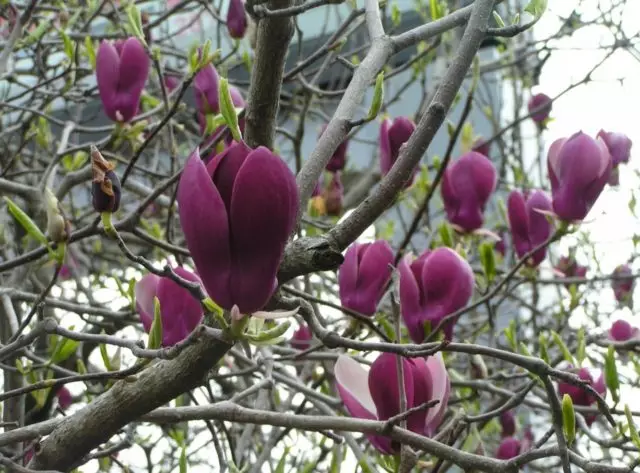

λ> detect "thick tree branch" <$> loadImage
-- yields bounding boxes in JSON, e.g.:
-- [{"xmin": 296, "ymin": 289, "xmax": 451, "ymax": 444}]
[
  {"xmin": 244, "ymin": 0, "xmax": 295, "ymax": 149},
  {"xmin": 28, "ymin": 332, "xmax": 234, "ymax": 471}
]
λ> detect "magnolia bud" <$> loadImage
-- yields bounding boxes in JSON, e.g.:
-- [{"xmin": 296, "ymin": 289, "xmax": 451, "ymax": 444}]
[
  {"xmin": 44, "ymin": 188, "xmax": 69, "ymax": 243},
  {"xmin": 91, "ymin": 145, "xmax": 122, "ymax": 213}
]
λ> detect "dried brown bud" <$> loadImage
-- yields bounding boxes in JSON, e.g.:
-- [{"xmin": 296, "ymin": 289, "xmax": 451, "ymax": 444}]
[{"xmin": 91, "ymin": 145, "xmax": 121, "ymax": 213}]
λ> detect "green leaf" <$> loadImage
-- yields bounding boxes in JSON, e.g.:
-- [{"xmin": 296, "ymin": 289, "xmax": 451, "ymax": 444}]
[
  {"xmin": 538, "ymin": 333, "xmax": 549, "ymax": 363},
  {"xmin": 50, "ymin": 338, "xmax": 79, "ymax": 365},
  {"xmin": 524, "ymin": 0, "xmax": 548, "ymax": 18},
  {"xmin": 479, "ymin": 241, "xmax": 496, "ymax": 283},
  {"xmin": 504, "ymin": 320, "xmax": 517, "ymax": 351},
  {"xmin": 244, "ymin": 320, "xmax": 292, "ymax": 345},
  {"xmin": 391, "ymin": 3, "xmax": 401, "ymax": 27},
  {"xmin": 551, "ymin": 331, "xmax": 575, "ymax": 365},
  {"xmin": 492, "ymin": 10, "xmax": 505, "ymax": 28},
  {"xmin": 179, "ymin": 446, "xmax": 187, "ymax": 473},
  {"xmin": 365, "ymin": 71, "xmax": 385, "ymax": 122},
  {"xmin": 148, "ymin": 296, "xmax": 163, "ymax": 349},
  {"xmin": 60, "ymin": 29, "xmax": 74, "ymax": 61},
  {"xmin": 561, "ymin": 394, "xmax": 576, "ymax": 445},
  {"xmin": 99, "ymin": 341, "xmax": 112, "ymax": 371},
  {"xmin": 460, "ymin": 122, "xmax": 474, "ymax": 151},
  {"xmin": 218, "ymin": 77, "xmax": 242, "ymax": 142},
  {"xmin": 625, "ymin": 405, "xmax": 640, "ymax": 450},
  {"xmin": 604, "ymin": 345, "xmax": 620, "ymax": 403},
  {"xmin": 519, "ymin": 342, "xmax": 532, "ymax": 357},
  {"xmin": 126, "ymin": 4, "xmax": 146, "ymax": 45},
  {"xmin": 438, "ymin": 221, "xmax": 454, "ymax": 248},
  {"xmin": 429, "ymin": 0, "xmax": 442, "ymax": 20},
  {"xmin": 3, "ymin": 197, "xmax": 49, "ymax": 247},
  {"xmin": 274, "ymin": 446, "xmax": 290, "ymax": 473}
]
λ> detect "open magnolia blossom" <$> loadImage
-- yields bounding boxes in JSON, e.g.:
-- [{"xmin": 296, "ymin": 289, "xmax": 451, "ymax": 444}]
[
  {"xmin": 609, "ymin": 319, "xmax": 640, "ymax": 342},
  {"xmin": 334, "ymin": 352, "xmax": 450, "ymax": 454}
]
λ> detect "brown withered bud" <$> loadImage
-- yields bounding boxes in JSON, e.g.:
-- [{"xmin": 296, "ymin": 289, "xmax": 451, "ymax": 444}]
[
  {"xmin": 323, "ymin": 172, "xmax": 344, "ymax": 217},
  {"xmin": 91, "ymin": 145, "xmax": 121, "ymax": 213},
  {"xmin": 141, "ymin": 12, "xmax": 152, "ymax": 44},
  {"xmin": 470, "ymin": 354, "xmax": 488, "ymax": 379}
]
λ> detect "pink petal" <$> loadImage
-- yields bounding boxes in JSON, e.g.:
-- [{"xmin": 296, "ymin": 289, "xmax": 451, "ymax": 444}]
[
  {"xmin": 135, "ymin": 273, "xmax": 160, "ymax": 332},
  {"xmin": 368, "ymin": 353, "xmax": 414, "ymax": 422},
  {"xmin": 334, "ymin": 355, "xmax": 377, "ymax": 418},
  {"xmin": 424, "ymin": 352, "xmax": 450, "ymax": 431}
]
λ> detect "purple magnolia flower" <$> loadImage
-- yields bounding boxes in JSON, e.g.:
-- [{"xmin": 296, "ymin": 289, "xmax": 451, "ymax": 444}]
[
  {"xmin": 227, "ymin": 0, "xmax": 247, "ymax": 39},
  {"xmin": 334, "ymin": 352, "xmax": 450, "ymax": 454},
  {"xmin": 609, "ymin": 319, "xmax": 640, "ymax": 342},
  {"xmin": 554, "ymin": 255, "xmax": 588, "ymax": 289},
  {"xmin": 194, "ymin": 61, "xmax": 220, "ymax": 116},
  {"xmin": 441, "ymin": 151, "xmax": 497, "ymax": 233},
  {"xmin": 135, "ymin": 267, "xmax": 204, "ymax": 347},
  {"xmin": 547, "ymin": 132, "xmax": 612, "ymax": 222},
  {"xmin": 319, "ymin": 124, "xmax": 349, "ymax": 172},
  {"xmin": 472, "ymin": 138, "xmax": 491, "ymax": 157},
  {"xmin": 500, "ymin": 411, "xmax": 516, "ymax": 437},
  {"xmin": 164, "ymin": 74, "xmax": 180, "ymax": 92},
  {"xmin": 399, "ymin": 248, "xmax": 475, "ymax": 342},
  {"xmin": 597, "ymin": 130, "xmax": 632, "ymax": 167},
  {"xmin": 338, "ymin": 240, "xmax": 394, "ymax": 316},
  {"xmin": 612, "ymin": 264, "xmax": 634, "ymax": 304},
  {"xmin": 379, "ymin": 117, "xmax": 417, "ymax": 185},
  {"xmin": 558, "ymin": 366, "xmax": 606, "ymax": 425},
  {"xmin": 96, "ymin": 38, "xmax": 150, "ymax": 123},
  {"xmin": 56, "ymin": 387, "xmax": 72, "ymax": 411},
  {"xmin": 507, "ymin": 189, "xmax": 552, "ymax": 267},
  {"xmin": 291, "ymin": 324, "xmax": 313, "ymax": 350},
  {"xmin": 323, "ymin": 172, "xmax": 344, "ymax": 216},
  {"xmin": 597, "ymin": 130, "xmax": 632, "ymax": 186},
  {"xmin": 527, "ymin": 93, "xmax": 552, "ymax": 124},
  {"xmin": 496, "ymin": 437, "xmax": 521, "ymax": 460},
  {"xmin": 494, "ymin": 229, "xmax": 507, "ymax": 257},
  {"xmin": 177, "ymin": 143, "xmax": 298, "ymax": 314}
]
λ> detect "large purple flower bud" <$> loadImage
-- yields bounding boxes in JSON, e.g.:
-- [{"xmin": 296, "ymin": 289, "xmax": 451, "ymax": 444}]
[
  {"xmin": 291, "ymin": 324, "xmax": 313, "ymax": 350},
  {"xmin": 319, "ymin": 124, "xmax": 349, "ymax": 172},
  {"xmin": 334, "ymin": 352, "xmax": 450, "ymax": 454},
  {"xmin": 609, "ymin": 319, "xmax": 640, "ymax": 342},
  {"xmin": 496, "ymin": 437, "xmax": 521, "ymax": 460},
  {"xmin": 399, "ymin": 248, "xmax": 474, "ymax": 342},
  {"xmin": 135, "ymin": 267, "xmax": 204, "ymax": 347},
  {"xmin": 227, "ymin": 0, "xmax": 247, "ymax": 39},
  {"xmin": 323, "ymin": 172, "xmax": 344, "ymax": 216},
  {"xmin": 597, "ymin": 130, "xmax": 632, "ymax": 167},
  {"xmin": 612, "ymin": 264, "xmax": 634, "ymax": 304},
  {"xmin": 177, "ymin": 143, "xmax": 299, "ymax": 314},
  {"xmin": 547, "ymin": 132, "xmax": 612, "ymax": 222},
  {"xmin": 500, "ymin": 411, "xmax": 516, "ymax": 437},
  {"xmin": 194, "ymin": 61, "xmax": 220, "ymax": 116},
  {"xmin": 507, "ymin": 189, "xmax": 552, "ymax": 267},
  {"xmin": 379, "ymin": 117, "xmax": 417, "ymax": 185},
  {"xmin": 441, "ymin": 151, "xmax": 497, "ymax": 232},
  {"xmin": 557, "ymin": 366, "xmax": 606, "ymax": 425},
  {"xmin": 338, "ymin": 240, "xmax": 394, "ymax": 316},
  {"xmin": 96, "ymin": 38, "xmax": 150, "ymax": 123},
  {"xmin": 527, "ymin": 93, "xmax": 552, "ymax": 123}
]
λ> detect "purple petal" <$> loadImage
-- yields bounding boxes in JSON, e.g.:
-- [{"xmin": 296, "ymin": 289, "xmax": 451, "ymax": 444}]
[
  {"xmin": 368, "ymin": 353, "xmax": 415, "ymax": 422},
  {"xmin": 597, "ymin": 130, "xmax": 632, "ymax": 166},
  {"xmin": 178, "ymin": 149, "xmax": 233, "ymax": 309},
  {"xmin": 115, "ymin": 37, "xmax": 150, "ymax": 122},
  {"xmin": 227, "ymin": 0, "xmax": 247, "ymax": 39},
  {"xmin": 155, "ymin": 267, "xmax": 204, "ymax": 346},
  {"xmin": 610, "ymin": 319, "xmax": 633, "ymax": 341},
  {"xmin": 496, "ymin": 437, "xmax": 522, "ymax": 460},
  {"xmin": 135, "ymin": 273, "xmax": 160, "ymax": 332},
  {"xmin": 339, "ymin": 243, "xmax": 362, "ymax": 310},
  {"xmin": 208, "ymin": 141, "xmax": 252, "ymax": 210},
  {"xmin": 399, "ymin": 254, "xmax": 424, "ymax": 343},
  {"xmin": 229, "ymin": 147, "xmax": 299, "ymax": 313},
  {"xmin": 96, "ymin": 41, "xmax": 121, "ymax": 121},
  {"xmin": 379, "ymin": 119, "xmax": 392, "ymax": 175},
  {"xmin": 194, "ymin": 63, "xmax": 220, "ymax": 114}
]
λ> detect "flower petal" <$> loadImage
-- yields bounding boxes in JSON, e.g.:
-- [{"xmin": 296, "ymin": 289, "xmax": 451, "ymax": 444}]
[
  {"xmin": 96, "ymin": 41, "xmax": 120, "ymax": 121},
  {"xmin": 369, "ymin": 353, "xmax": 414, "ymax": 422},
  {"xmin": 399, "ymin": 254, "xmax": 424, "ymax": 343},
  {"xmin": 338, "ymin": 243, "xmax": 361, "ymax": 310},
  {"xmin": 229, "ymin": 147, "xmax": 299, "ymax": 313},
  {"xmin": 379, "ymin": 119, "xmax": 392, "ymax": 175},
  {"xmin": 423, "ymin": 352, "xmax": 450, "ymax": 432},
  {"xmin": 135, "ymin": 273, "xmax": 160, "ymax": 332},
  {"xmin": 334, "ymin": 355, "xmax": 377, "ymax": 418},
  {"xmin": 178, "ymin": 149, "xmax": 233, "ymax": 309}
]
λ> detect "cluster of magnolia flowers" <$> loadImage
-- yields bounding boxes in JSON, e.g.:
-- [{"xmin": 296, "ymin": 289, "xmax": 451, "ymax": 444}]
[{"xmin": 90, "ymin": 35, "xmax": 636, "ymax": 458}]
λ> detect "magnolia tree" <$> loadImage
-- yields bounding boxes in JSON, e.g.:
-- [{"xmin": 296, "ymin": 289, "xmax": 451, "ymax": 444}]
[{"xmin": 0, "ymin": 0, "xmax": 639, "ymax": 471}]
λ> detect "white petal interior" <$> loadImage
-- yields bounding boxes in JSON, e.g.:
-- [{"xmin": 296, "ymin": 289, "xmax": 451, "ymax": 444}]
[{"xmin": 334, "ymin": 355, "xmax": 377, "ymax": 416}]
